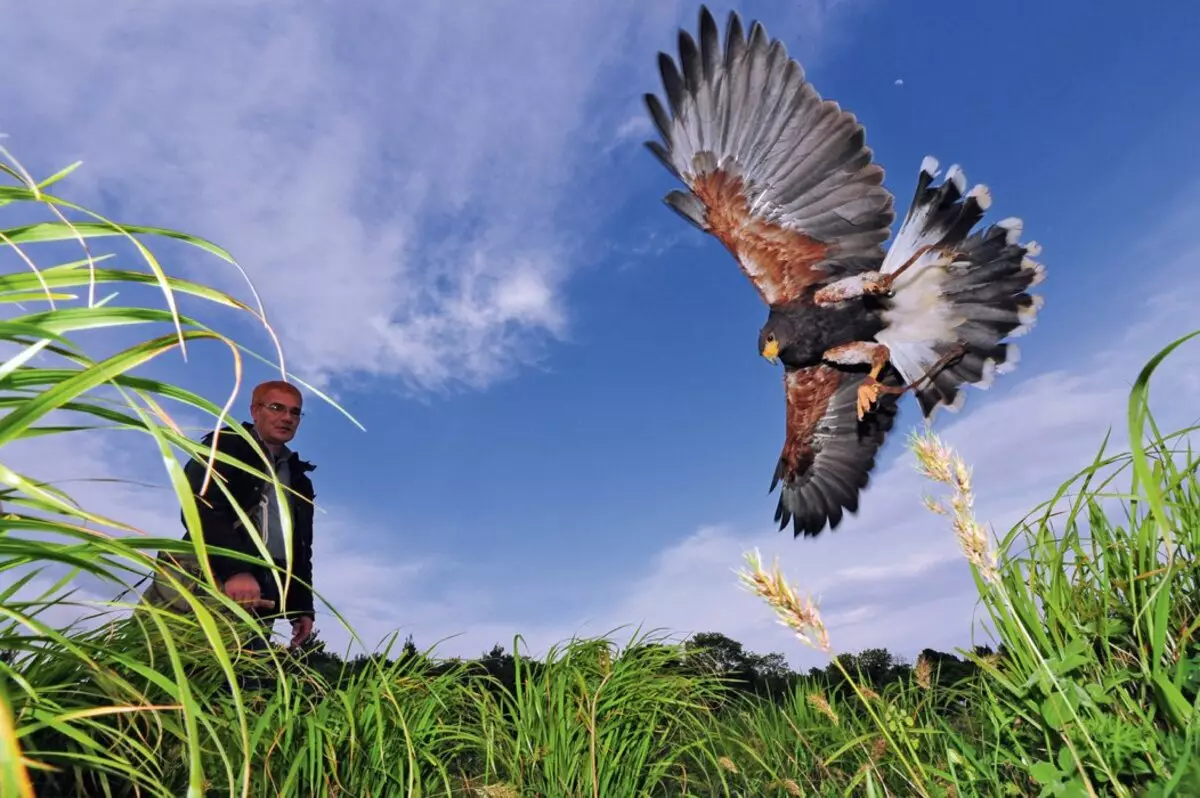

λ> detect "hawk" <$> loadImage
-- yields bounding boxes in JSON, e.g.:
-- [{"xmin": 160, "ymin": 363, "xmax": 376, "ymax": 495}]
[{"xmin": 643, "ymin": 6, "xmax": 1045, "ymax": 538}]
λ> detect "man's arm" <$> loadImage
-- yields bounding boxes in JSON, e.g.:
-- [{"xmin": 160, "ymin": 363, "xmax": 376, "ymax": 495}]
[
  {"xmin": 285, "ymin": 531, "xmax": 315, "ymax": 648},
  {"xmin": 181, "ymin": 438, "xmax": 251, "ymax": 584},
  {"xmin": 284, "ymin": 523, "xmax": 314, "ymax": 620}
]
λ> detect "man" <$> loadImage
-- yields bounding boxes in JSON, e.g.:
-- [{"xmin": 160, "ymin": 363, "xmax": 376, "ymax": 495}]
[{"xmin": 177, "ymin": 379, "xmax": 317, "ymax": 649}]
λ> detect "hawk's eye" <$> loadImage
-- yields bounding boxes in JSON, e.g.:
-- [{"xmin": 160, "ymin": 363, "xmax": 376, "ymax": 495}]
[{"xmin": 767, "ymin": 333, "xmax": 776, "ymax": 342}]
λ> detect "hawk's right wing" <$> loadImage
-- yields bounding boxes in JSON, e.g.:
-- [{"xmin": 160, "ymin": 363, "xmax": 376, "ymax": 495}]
[{"xmin": 644, "ymin": 5, "xmax": 896, "ymax": 307}]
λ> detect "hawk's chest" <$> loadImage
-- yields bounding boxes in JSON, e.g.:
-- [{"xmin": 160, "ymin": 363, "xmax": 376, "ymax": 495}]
[{"xmin": 784, "ymin": 300, "xmax": 883, "ymax": 367}]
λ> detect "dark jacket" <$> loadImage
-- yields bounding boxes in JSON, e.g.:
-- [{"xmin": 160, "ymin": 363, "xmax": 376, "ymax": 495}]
[{"xmin": 180, "ymin": 421, "xmax": 316, "ymax": 619}]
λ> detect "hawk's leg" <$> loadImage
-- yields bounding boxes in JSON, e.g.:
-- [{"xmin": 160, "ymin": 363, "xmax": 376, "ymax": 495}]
[
  {"xmin": 904, "ymin": 343, "xmax": 969, "ymax": 391},
  {"xmin": 822, "ymin": 342, "xmax": 901, "ymax": 419},
  {"xmin": 813, "ymin": 273, "xmax": 892, "ymax": 305},
  {"xmin": 813, "ymin": 245, "xmax": 950, "ymax": 306},
  {"xmin": 825, "ymin": 341, "xmax": 971, "ymax": 419}
]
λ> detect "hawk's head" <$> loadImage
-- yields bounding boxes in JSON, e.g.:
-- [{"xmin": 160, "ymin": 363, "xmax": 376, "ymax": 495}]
[{"xmin": 758, "ymin": 312, "xmax": 801, "ymax": 365}]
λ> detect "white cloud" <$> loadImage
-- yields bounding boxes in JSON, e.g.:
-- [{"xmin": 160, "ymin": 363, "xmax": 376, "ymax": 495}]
[
  {"xmin": 609, "ymin": 114, "xmax": 657, "ymax": 155},
  {"xmin": 0, "ymin": 0, "xmax": 883, "ymax": 396},
  {"xmin": 0, "ymin": 0, "xmax": 695, "ymax": 394},
  {"xmin": 537, "ymin": 317, "xmax": 1200, "ymax": 670}
]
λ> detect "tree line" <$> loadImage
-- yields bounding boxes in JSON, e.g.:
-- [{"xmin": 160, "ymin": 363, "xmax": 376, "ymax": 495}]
[{"xmin": 292, "ymin": 628, "xmax": 1003, "ymax": 701}]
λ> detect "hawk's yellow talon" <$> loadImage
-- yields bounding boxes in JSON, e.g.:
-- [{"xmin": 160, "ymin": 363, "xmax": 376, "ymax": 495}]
[{"xmin": 856, "ymin": 378, "xmax": 881, "ymax": 420}]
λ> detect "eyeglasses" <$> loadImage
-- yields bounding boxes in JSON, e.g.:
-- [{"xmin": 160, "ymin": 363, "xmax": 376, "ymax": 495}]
[{"xmin": 261, "ymin": 401, "xmax": 304, "ymax": 419}]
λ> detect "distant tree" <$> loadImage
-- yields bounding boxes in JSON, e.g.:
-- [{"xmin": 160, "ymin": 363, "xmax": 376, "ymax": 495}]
[
  {"xmin": 753, "ymin": 651, "xmax": 790, "ymax": 680},
  {"xmin": 681, "ymin": 632, "xmax": 799, "ymax": 698},
  {"xmin": 854, "ymin": 647, "xmax": 899, "ymax": 687},
  {"xmin": 816, "ymin": 648, "xmax": 916, "ymax": 696},
  {"xmin": 292, "ymin": 629, "xmax": 343, "ymax": 685},
  {"xmin": 683, "ymin": 632, "xmax": 750, "ymax": 676},
  {"xmin": 917, "ymin": 648, "xmax": 977, "ymax": 687}
]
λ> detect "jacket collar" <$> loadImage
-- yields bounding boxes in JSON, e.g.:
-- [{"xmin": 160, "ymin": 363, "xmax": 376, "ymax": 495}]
[{"xmin": 241, "ymin": 420, "xmax": 317, "ymax": 474}]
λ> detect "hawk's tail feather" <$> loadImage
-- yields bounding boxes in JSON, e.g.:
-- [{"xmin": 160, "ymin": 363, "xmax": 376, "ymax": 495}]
[
  {"xmin": 880, "ymin": 155, "xmax": 992, "ymax": 277},
  {"xmin": 877, "ymin": 161, "xmax": 1045, "ymax": 420}
]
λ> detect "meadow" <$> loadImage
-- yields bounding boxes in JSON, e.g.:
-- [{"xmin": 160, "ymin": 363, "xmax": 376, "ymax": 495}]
[{"xmin": 2, "ymin": 156, "xmax": 1198, "ymax": 798}]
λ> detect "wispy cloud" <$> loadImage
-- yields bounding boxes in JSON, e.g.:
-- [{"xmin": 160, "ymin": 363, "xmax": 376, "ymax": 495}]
[
  {"xmin": 0, "ymin": 0, "xmax": 881, "ymax": 395},
  {"xmin": 0, "ymin": 1, "xmax": 695, "ymax": 394}
]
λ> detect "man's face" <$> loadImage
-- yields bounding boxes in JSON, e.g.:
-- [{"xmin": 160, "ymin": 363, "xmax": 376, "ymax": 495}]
[{"xmin": 251, "ymin": 389, "xmax": 303, "ymax": 446}]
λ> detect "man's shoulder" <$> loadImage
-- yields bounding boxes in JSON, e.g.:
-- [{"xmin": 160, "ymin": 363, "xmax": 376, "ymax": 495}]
[
  {"xmin": 198, "ymin": 420, "xmax": 247, "ymax": 443},
  {"xmin": 288, "ymin": 451, "xmax": 317, "ymax": 476},
  {"xmin": 195, "ymin": 421, "xmax": 259, "ymax": 457},
  {"xmin": 195, "ymin": 421, "xmax": 316, "ymax": 475}
]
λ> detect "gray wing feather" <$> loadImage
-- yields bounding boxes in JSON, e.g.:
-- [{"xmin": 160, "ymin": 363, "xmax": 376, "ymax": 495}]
[{"xmin": 645, "ymin": 6, "xmax": 896, "ymax": 267}]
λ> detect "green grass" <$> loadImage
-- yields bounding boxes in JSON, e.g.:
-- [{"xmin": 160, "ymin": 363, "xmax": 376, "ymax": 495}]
[{"xmin": 1, "ymin": 153, "xmax": 1198, "ymax": 797}]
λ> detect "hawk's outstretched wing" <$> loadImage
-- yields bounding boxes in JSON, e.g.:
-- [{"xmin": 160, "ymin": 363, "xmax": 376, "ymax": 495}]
[
  {"xmin": 644, "ymin": 5, "xmax": 896, "ymax": 306},
  {"xmin": 772, "ymin": 364, "xmax": 902, "ymax": 537}
]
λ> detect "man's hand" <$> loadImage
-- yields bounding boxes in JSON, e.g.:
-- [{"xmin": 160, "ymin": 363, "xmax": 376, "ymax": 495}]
[
  {"xmin": 223, "ymin": 572, "xmax": 274, "ymax": 610},
  {"xmin": 290, "ymin": 615, "xmax": 314, "ymax": 649}
]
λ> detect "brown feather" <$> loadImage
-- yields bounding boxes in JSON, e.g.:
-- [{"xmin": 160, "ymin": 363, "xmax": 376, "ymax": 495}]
[
  {"xmin": 692, "ymin": 169, "xmax": 832, "ymax": 305},
  {"xmin": 779, "ymin": 363, "xmax": 840, "ymax": 480}
]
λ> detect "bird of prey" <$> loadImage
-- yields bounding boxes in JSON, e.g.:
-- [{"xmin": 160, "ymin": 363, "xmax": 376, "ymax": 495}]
[{"xmin": 642, "ymin": 6, "xmax": 1045, "ymax": 538}]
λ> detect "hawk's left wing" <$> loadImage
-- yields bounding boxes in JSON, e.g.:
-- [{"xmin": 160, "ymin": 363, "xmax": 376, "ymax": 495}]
[
  {"xmin": 644, "ymin": 5, "xmax": 896, "ymax": 307},
  {"xmin": 772, "ymin": 364, "xmax": 902, "ymax": 537}
]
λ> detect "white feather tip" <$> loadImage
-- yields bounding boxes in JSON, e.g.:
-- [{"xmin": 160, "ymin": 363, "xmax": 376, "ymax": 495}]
[
  {"xmin": 967, "ymin": 184, "xmax": 992, "ymax": 210},
  {"xmin": 920, "ymin": 155, "xmax": 939, "ymax": 177},
  {"xmin": 1012, "ymin": 297, "xmax": 1043, "ymax": 335},
  {"xmin": 1022, "ymin": 258, "xmax": 1046, "ymax": 286},
  {"xmin": 946, "ymin": 165, "xmax": 966, "ymax": 193},
  {"xmin": 995, "ymin": 344, "xmax": 1020, "ymax": 374},
  {"xmin": 997, "ymin": 217, "xmax": 1024, "ymax": 244},
  {"xmin": 976, "ymin": 357, "xmax": 997, "ymax": 389}
]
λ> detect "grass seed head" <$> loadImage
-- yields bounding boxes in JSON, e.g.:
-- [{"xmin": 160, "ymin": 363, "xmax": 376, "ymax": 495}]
[
  {"xmin": 908, "ymin": 429, "xmax": 999, "ymax": 585},
  {"xmin": 737, "ymin": 549, "xmax": 831, "ymax": 654},
  {"xmin": 768, "ymin": 778, "xmax": 803, "ymax": 796},
  {"xmin": 870, "ymin": 735, "xmax": 887, "ymax": 763},
  {"xmin": 807, "ymin": 692, "xmax": 840, "ymax": 726},
  {"xmin": 922, "ymin": 494, "xmax": 949, "ymax": 515},
  {"xmin": 915, "ymin": 655, "xmax": 933, "ymax": 690},
  {"xmin": 909, "ymin": 428, "xmax": 956, "ymax": 484}
]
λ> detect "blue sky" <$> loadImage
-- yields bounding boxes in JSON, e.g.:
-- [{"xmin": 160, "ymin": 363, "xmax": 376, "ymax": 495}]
[{"xmin": 3, "ymin": 0, "xmax": 1200, "ymax": 668}]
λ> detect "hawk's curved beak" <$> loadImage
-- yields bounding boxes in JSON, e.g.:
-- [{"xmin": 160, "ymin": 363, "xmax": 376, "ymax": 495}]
[{"xmin": 761, "ymin": 339, "xmax": 780, "ymax": 364}]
